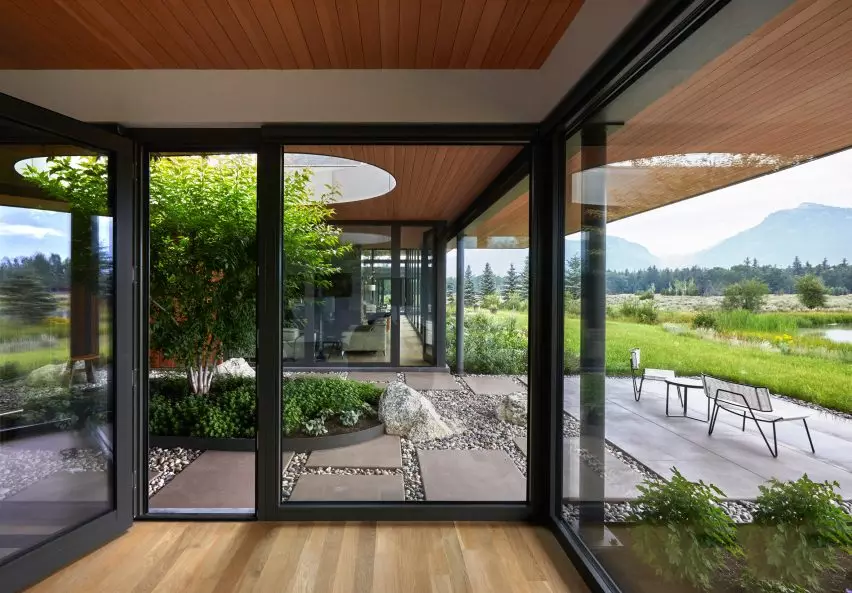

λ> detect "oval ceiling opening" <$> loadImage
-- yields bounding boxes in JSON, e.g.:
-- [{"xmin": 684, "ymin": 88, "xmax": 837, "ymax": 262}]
[{"xmin": 284, "ymin": 153, "xmax": 396, "ymax": 203}]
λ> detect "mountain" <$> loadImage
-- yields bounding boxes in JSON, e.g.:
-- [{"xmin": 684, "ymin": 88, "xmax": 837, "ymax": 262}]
[
  {"xmin": 566, "ymin": 235, "xmax": 660, "ymax": 272},
  {"xmin": 692, "ymin": 203, "xmax": 852, "ymax": 268}
]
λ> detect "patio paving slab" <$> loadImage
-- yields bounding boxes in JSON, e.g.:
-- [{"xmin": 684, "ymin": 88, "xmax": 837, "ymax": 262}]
[
  {"xmin": 306, "ymin": 435, "xmax": 402, "ymax": 469},
  {"xmin": 347, "ymin": 371, "xmax": 398, "ymax": 384},
  {"xmin": 289, "ymin": 475, "xmax": 404, "ymax": 501},
  {"xmin": 149, "ymin": 451, "xmax": 293, "ymax": 509},
  {"xmin": 405, "ymin": 372, "xmax": 460, "ymax": 391},
  {"xmin": 6, "ymin": 472, "xmax": 109, "ymax": 502},
  {"xmin": 513, "ymin": 436, "xmax": 643, "ymax": 500},
  {"xmin": 464, "ymin": 375, "xmax": 521, "ymax": 395},
  {"xmin": 417, "ymin": 450, "xmax": 525, "ymax": 501}
]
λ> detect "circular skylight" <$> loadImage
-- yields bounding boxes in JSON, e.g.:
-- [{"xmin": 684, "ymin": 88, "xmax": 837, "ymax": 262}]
[
  {"xmin": 608, "ymin": 152, "xmax": 797, "ymax": 169},
  {"xmin": 284, "ymin": 153, "xmax": 396, "ymax": 203}
]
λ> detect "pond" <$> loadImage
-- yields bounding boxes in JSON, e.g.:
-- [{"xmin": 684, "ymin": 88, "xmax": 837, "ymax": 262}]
[{"xmin": 802, "ymin": 325, "xmax": 852, "ymax": 344}]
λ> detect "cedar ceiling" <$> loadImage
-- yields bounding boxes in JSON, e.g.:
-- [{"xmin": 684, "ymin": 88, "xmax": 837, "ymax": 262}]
[
  {"xmin": 0, "ymin": 0, "xmax": 584, "ymax": 69},
  {"xmin": 287, "ymin": 145, "xmax": 521, "ymax": 221},
  {"xmin": 477, "ymin": 0, "xmax": 852, "ymax": 240}
]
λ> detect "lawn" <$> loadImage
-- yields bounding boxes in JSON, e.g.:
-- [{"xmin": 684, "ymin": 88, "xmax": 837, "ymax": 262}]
[{"xmin": 564, "ymin": 319, "xmax": 852, "ymax": 413}]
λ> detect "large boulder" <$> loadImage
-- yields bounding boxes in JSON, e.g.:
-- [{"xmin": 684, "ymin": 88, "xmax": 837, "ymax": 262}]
[
  {"xmin": 26, "ymin": 362, "xmax": 85, "ymax": 387},
  {"xmin": 496, "ymin": 392, "xmax": 527, "ymax": 426},
  {"xmin": 215, "ymin": 357, "xmax": 256, "ymax": 379},
  {"xmin": 379, "ymin": 381, "xmax": 454, "ymax": 441}
]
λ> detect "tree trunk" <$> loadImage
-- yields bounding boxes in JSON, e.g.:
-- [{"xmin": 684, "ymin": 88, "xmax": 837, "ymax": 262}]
[{"xmin": 187, "ymin": 362, "xmax": 215, "ymax": 395}]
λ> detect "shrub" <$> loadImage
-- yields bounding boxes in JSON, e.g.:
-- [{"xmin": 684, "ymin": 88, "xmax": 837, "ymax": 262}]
[
  {"xmin": 629, "ymin": 468, "xmax": 740, "ymax": 591},
  {"xmin": 455, "ymin": 312, "xmax": 528, "ymax": 375},
  {"xmin": 301, "ymin": 417, "xmax": 328, "ymax": 436},
  {"xmin": 481, "ymin": 294, "xmax": 501, "ymax": 312},
  {"xmin": 722, "ymin": 280, "xmax": 769, "ymax": 312},
  {"xmin": 744, "ymin": 475, "xmax": 852, "ymax": 591},
  {"xmin": 0, "ymin": 361, "xmax": 23, "ymax": 381},
  {"xmin": 340, "ymin": 409, "xmax": 361, "ymax": 427},
  {"xmin": 692, "ymin": 311, "xmax": 717, "ymax": 330},
  {"xmin": 618, "ymin": 298, "xmax": 658, "ymax": 324},
  {"xmin": 795, "ymin": 274, "xmax": 827, "ymax": 309},
  {"xmin": 638, "ymin": 289, "xmax": 655, "ymax": 301},
  {"xmin": 281, "ymin": 377, "xmax": 382, "ymax": 435}
]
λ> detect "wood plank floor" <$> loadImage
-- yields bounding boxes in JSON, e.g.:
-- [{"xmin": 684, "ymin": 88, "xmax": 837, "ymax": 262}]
[{"xmin": 25, "ymin": 522, "xmax": 589, "ymax": 593}]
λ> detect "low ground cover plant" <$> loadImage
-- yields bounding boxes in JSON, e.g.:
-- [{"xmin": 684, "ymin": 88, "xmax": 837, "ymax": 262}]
[
  {"xmin": 149, "ymin": 375, "xmax": 383, "ymax": 438},
  {"xmin": 629, "ymin": 468, "xmax": 740, "ymax": 591},
  {"xmin": 446, "ymin": 311, "xmax": 527, "ymax": 375}
]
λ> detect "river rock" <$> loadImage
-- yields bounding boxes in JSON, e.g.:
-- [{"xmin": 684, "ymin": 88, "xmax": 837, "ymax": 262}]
[
  {"xmin": 496, "ymin": 392, "xmax": 528, "ymax": 426},
  {"xmin": 215, "ymin": 357, "xmax": 256, "ymax": 379}
]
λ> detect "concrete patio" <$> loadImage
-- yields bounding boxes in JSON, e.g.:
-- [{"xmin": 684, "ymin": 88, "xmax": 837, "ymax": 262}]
[{"xmin": 564, "ymin": 376, "xmax": 852, "ymax": 500}]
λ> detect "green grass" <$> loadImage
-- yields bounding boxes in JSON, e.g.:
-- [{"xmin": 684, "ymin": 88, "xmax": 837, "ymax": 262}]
[
  {"xmin": 709, "ymin": 310, "xmax": 852, "ymax": 334},
  {"xmin": 564, "ymin": 319, "xmax": 852, "ymax": 413},
  {"xmin": 0, "ymin": 338, "xmax": 70, "ymax": 371}
]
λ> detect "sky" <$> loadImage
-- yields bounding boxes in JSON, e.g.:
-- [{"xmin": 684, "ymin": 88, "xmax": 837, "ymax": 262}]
[{"xmin": 607, "ymin": 148, "xmax": 852, "ymax": 264}]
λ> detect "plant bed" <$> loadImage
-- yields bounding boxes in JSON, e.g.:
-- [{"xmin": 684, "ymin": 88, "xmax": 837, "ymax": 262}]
[
  {"xmin": 280, "ymin": 417, "xmax": 385, "ymax": 453},
  {"xmin": 149, "ymin": 435, "xmax": 256, "ymax": 451}
]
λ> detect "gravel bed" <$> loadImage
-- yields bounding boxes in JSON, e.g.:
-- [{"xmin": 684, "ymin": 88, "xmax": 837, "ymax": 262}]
[
  {"xmin": 0, "ymin": 448, "xmax": 107, "ymax": 501},
  {"xmin": 281, "ymin": 452, "xmax": 307, "ymax": 502},
  {"xmin": 400, "ymin": 437, "xmax": 425, "ymax": 501},
  {"xmin": 148, "ymin": 447, "xmax": 201, "ymax": 496}
]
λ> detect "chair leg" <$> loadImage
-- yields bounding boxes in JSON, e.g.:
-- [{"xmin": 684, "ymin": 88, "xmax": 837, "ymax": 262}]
[
  {"xmin": 708, "ymin": 403, "xmax": 720, "ymax": 435},
  {"xmin": 751, "ymin": 417, "xmax": 778, "ymax": 457},
  {"xmin": 803, "ymin": 419, "xmax": 815, "ymax": 453},
  {"xmin": 742, "ymin": 414, "xmax": 746, "ymax": 431}
]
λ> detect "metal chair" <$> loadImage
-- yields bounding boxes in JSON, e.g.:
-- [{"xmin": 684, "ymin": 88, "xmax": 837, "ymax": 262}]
[
  {"xmin": 629, "ymin": 348, "xmax": 675, "ymax": 401},
  {"xmin": 702, "ymin": 374, "xmax": 815, "ymax": 458}
]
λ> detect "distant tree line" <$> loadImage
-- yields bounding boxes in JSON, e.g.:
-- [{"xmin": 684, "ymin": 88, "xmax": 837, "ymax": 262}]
[
  {"xmin": 0, "ymin": 252, "xmax": 70, "ymax": 292},
  {"xmin": 605, "ymin": 257, "xmax": 852, "ymax": 296}
]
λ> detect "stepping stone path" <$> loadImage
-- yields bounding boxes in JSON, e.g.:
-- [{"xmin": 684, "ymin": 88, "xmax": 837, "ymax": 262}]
[
  {"xmin": 346, "ymin": 371, "xmax": 398, "ymax": 385},
  {"xmin": 416, "ymin": 450, "xmax": 526, "ymax": 501},
  {"xmin": 404, "ymin": 372, "xmax": 459, "ymax": 391},
  {"xmin": 306, "ymin": 436, "xmax": 402, "ymax": 469},
  {"xmin": 464, "ymin": 375, "xmax": 522, "ymax": 395},
  {"xmin": 290, "ymin": 475, "xmax": 404, "ymax": 501},
  {"xmin": 513, "ymin": 436, "xmax": 643, "ymax": 501}
]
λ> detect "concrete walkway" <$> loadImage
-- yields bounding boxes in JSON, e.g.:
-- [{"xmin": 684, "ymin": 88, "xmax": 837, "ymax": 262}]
[{"xmin": 564, "ymin": 377, "xmax": 852, "ymax": 500}]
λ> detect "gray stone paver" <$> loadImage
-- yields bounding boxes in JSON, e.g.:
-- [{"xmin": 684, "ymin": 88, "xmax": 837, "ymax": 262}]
[
  {"xmin": 417, "ymin": 449, "xmax": 525, "ymax": 501},
  {"xmin": 289, "ymin": 475, "xmax": 404, "ymax": 501},
  {"xmin": 306, "ymin": 435, "xmax": 402, "ymax": 469},
  {"xmin": 346, "ymin": 371, "xmax": 398, "ymax": 384},
  {"xmin": 149, "ymin": 451, "xmax": 261, "ymax": 509},
  {"xmin": 405, "ymin": 372, "xmax": 459, "ymax": 391},
  {"xmin": 463, "ymin": 375, "xmax": 521, "ymax": 395},
  {"xmin": 563, "ymin": 377, "xmax": 852, "ymax": 500},
  {"xmin": 7, "ymin": 472, "xmax": 109, "ymax": 502}
]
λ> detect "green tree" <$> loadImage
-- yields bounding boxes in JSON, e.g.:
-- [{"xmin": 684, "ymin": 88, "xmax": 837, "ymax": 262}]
[
  {"xmin": 565, "ymin": 254, "xmax": 581, "ymax": 299},
  {"xmin": 479, "ymin": 263, "xmax": 497, "ymax": 298},
  {"xmin": 520, "ymin": 255, "xmax": 530, "ymax": 300},
  {"xmin": 145, "ymin": 156, "xmax": 347, "ymax": 394},
  {"xmin": 795, "ymin": 273, "xmax": 827, "ymax": 309},
  {"xmin": 791, "ymin": 256, "xmax": 803, "ymax": 275},
  {"xmin": 481, "ymin": 293, "xmax": 501, "ymax": 311},
  {"xmin": 0, "ymin": 273, "xmax": 57, "ymax": 323},
  {"xmin": 722, "ymin": 279, "xmax": 769, "ymax": 312},
  {"xmin": 502, "ymin": 263, "xmax": 519, "ymax": 299},
  {"xmin": 463, "ymin": 265, "xmax": 476, "ymax": 305}
]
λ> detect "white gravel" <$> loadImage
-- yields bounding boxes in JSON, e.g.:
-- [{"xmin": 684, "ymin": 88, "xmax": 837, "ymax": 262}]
[{"xmin": 148, "ymin": 447, "xmax": 201, "ymax": 496}]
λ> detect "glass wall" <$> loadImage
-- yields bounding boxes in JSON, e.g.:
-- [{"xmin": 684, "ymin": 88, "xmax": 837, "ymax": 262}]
[
  {"xmin": 146, "ymin": 153, "xmax": 257, "ymax": 514},
  {"xmin": 400, "ymin": 226, "xmax": 435, "ymax": 366},
  {"xmin": 561, "ymin": 2, "xmax": 852, "ymax": 592},
  {"xmin": 0, "ymin": 119, "xmax": 114, "ymax": 561}
]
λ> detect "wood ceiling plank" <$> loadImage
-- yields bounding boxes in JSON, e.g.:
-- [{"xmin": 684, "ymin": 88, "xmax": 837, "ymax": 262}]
[
  {"xmin": 54, "ymin": 0, "xmax": 151, "ymax": 68},
  {"xmin": 292, "ymin": 0, "xmax": 332, "ymax": 68},
  {"xmin": 2, "ymin": 1, "xmax": 76, "ymax": 68},
  {"xmin": 464, "ymin": 0, "xmax": 506, "ymax": 68},
  {"xmin": 398, "ymin": 0, "xmax": 421, "ymax": 69},
  {"xmin": 314, "ymin": 0, "xmax": 348, "ymax": 67},
  {"xmin": 119, "ymin": 0, "xmax": 198, "ymax": 67},
  {"xmin": 357, "ymin": 0, "xmax": 383, "ymax": 68},
  {"xmin": 416, "ymin": 146, "xmax": 450, "ymax": 213},
  {"xmin": 163, "ymin": 0, "xmax": 231, "ymax": 67},
  {"xmin": 141, "ymin": 0, "xmax": 213, "ymax": 67},
  {"xmin": 190, "ymin": 0, "xmax": 249, "ymax": 68},
  {"xmin": 432, "ymin": 0, "xmax": 465, "ymax": 68},
  {"xmin": 415, "ymin": 0, "xmax": 442, "ymax": 68},
  {"xmin": 532, "ymin": 0, "xmax": 583, "ymax": 67},
  {"xmin": 225, "ymin": 0, "xmax": 282, "ymax": 68},
  {"xmin": 378, "ymin": 0, "xmax": 401, "ymax": 68},
  {"xmin": 109, "ymin": 0, "xmax": 182, "ymax": 68},
  {"xmin": 205, "ymin": 0, "xmax": 267, "ymax": 68},
  {"xmin": 479, "ymin": 0, "xmax": 525, "ymax": 68},
  {"xmin": 337, "ymin": 0, "xmax": 366, "ymax": 68},
  {"xmin": 499, "ymin": 0, "xmax": 548, "ymax": 69},
  {"xmin": 448, "ymin": 0, "xmax": 487, "ymax": 68},
  {"xmin": 270, "ymin": 0, "xmax": 315, "ymax": 68},
  {"xmin": 252, "ymin": 0, "xmax": 299, "ymax": 68}
]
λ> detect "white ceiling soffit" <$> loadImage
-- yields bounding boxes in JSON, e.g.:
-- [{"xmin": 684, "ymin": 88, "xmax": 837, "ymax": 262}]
[{"xmin": 0, "ymin": 1, "xmax": 646, "ymax": 127}]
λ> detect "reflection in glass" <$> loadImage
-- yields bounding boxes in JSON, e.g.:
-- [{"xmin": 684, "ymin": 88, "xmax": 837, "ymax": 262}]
[{"xmin": 0, "ymin": 123, "xmax": 113, "ymax": 563}]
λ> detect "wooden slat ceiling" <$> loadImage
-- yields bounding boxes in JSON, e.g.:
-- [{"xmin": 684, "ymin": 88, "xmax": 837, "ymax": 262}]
[
  {"xmin": 0, "ymin": 0, "xmax": 583, "ymax": 69},
  {"xmin": 287, "ymin": 145, "xmax": 521, "ymax": 222},
  {"xmin": 479, "ymin": 0, "xmax": 852, "ymax": 240}
]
